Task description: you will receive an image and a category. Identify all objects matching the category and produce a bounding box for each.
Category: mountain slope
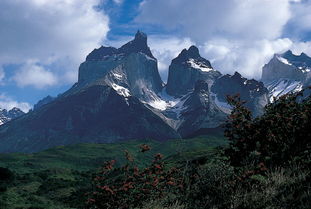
[0,85,179,153]
[262,50,311,102]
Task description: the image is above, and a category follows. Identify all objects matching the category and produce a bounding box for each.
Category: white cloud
[0,0,109,85]
[13,61,58,89]
[290,41,311,56]
[288,0,311,36]
[136,0,303,79]
[138,0,291,42]
[0,94,31,112]
[149,36,194,80]
[202,38,293,78]
[113,0,123,5]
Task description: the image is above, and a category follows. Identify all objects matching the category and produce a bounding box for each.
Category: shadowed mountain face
[166,45,221,97]
[0,31,272,153]
[212,72,269,116]
[0,85,179,153]
[177,80,227,137]
[0,108,25,126]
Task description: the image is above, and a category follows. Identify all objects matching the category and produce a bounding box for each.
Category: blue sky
[0,0,311,112]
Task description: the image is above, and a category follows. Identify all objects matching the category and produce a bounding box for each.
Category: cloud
[0,67,4,84]
[113,0,123,5]
[0,94,31,112]
[286,0,311,39]
[137,0,291,42]
[0,0,109,85]
[136,0,305,79]
[202,38,293,78]
[149,36,194,80]
[12,61,58,89]
[290,41,311,56]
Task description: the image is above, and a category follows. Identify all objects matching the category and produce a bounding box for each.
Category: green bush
[225,91,311,168]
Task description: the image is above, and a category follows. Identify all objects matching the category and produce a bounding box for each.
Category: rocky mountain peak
[86,46,118,61]
[0,107,25,125]
[262,50,311,84]
[166,46,219,96]
[134,30,147,42]
[173,45,210,67]
[85,31,154,62]
[118,30,155,59]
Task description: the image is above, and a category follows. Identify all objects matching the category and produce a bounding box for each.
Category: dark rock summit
[85,31,155,62]
[212,72,269,116]
[166,45,221,96]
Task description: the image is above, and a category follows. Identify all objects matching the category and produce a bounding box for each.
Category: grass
[0,136,227,209]
[0,136,227,173]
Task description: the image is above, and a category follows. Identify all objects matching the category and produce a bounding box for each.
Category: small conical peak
[233,71,242,78]
[188,45,200,58]
[134,30,147,42]
[118,30,155,58]
[178,45,200,59]
[282,50,293,56]
[173,45,205,65]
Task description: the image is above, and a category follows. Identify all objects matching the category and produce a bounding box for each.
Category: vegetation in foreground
[0,89,310,209]
[86,90,311,209]
[0,137,226,208]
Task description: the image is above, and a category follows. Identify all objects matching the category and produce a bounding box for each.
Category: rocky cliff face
[212,72,269,116]
[76,31,163,102]
[166,46,221,97]
[262,50,311,102]
[177,80,227,137]
[0,107,25,125]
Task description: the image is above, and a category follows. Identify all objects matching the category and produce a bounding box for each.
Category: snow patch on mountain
[277,57,292,66]
[111,83,131,97]
[266,79,303,102]
[0,107,25,126]
[211,92,232,114]
[187,59,214,72]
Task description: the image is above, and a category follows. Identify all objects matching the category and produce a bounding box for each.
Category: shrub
[225,91,311,168]
[86,147,183,209]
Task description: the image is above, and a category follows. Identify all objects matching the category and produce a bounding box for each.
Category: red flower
[140,144,151,152]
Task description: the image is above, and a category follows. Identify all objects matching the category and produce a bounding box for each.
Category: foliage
[86,148,184,209]
[225,92,311,168]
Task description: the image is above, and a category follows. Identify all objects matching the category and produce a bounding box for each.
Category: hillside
[0,136,226,209]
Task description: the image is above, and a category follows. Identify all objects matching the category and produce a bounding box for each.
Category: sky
[0,0,311,112]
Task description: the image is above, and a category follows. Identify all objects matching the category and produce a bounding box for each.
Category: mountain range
[0,31,310,153]
[0,107,24,126]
